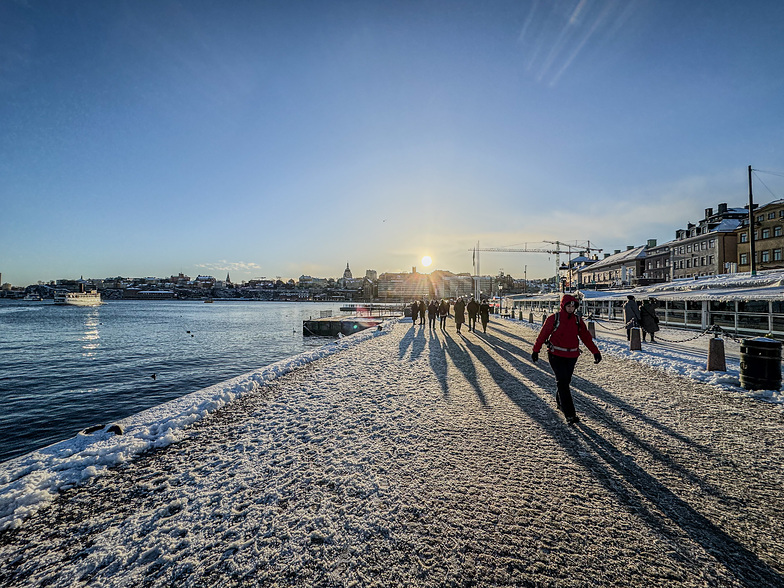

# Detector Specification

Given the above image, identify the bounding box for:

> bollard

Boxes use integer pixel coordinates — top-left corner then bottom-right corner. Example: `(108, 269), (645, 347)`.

(707, 337), (726, 371)
(629, 327), (642, 350)
(529, 312), (534, 323)
(740, 337), (782, 390)
(519, 310), (523, 321)
(587, 320), (596, 339)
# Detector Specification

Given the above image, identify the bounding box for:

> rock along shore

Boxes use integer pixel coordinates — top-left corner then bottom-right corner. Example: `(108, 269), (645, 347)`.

(1, 318), (783, 587)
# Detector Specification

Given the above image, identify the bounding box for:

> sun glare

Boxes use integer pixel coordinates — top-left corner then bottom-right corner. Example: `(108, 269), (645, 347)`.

(421, 256), (432, 267)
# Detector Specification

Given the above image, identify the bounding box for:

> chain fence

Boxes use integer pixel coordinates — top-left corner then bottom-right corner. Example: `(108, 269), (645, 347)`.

(588, 316), (739, 345)
(516, 311), (767, 347)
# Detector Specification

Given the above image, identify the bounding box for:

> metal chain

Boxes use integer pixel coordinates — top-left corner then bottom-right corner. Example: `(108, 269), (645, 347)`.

(590, 316), (715, 343)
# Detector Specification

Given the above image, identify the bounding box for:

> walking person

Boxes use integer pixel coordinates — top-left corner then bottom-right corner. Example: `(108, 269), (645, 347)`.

(428, 299), (438, 329)
(439, 299), (449, 330)
(418, 300), (427, 325)
(531, 294), (601, 426)
(454, 297), (466, 334)
(479, 299), (490, 333)
(639, 297), (660, 342)
(467, 297), (479, 332)
(623, 295), (642, 341)
(410, 301), (419, 326)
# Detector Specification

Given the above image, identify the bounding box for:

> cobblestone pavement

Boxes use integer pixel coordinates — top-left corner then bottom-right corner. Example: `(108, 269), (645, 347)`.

(1, 318), (783, 587)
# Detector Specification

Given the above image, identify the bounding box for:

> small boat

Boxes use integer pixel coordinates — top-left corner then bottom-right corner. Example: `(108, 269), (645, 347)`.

(204, 298), (214, 303)
(54, 289), (102, 307)
(22, 293), (43, 301)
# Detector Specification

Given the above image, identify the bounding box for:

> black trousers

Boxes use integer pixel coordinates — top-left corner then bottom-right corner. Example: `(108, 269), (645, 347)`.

(548, 353), (578, 418)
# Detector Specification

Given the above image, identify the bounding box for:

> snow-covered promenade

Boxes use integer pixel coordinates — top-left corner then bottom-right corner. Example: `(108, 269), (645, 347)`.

(1, 317), (783, 587)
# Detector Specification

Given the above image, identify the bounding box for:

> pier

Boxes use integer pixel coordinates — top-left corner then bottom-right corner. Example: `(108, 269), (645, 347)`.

(1, 317), (782, 586)
(303, 306), (403, 336)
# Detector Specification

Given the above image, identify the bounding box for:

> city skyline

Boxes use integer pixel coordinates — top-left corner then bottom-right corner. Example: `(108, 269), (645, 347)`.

(2, 1), (784, 287)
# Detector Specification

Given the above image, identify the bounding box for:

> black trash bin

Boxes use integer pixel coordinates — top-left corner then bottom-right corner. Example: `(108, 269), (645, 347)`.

(739, 338), (782, 391)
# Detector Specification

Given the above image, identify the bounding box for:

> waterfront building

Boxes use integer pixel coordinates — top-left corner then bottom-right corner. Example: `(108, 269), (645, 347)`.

(670, 203), (745, 279)
(578, 246), (647, 289)
(377, 269), (431, 302)
(642, 239), (673, 284)
(735, 199), (784, 272)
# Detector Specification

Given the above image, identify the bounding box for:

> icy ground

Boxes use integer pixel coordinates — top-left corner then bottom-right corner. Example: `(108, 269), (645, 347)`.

(1, 317), (783, 586)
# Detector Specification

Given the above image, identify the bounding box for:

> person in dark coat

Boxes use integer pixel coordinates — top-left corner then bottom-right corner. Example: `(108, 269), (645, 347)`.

(410, 301), (419, 326)
(428, 299), (438, 329)
(467, 297), (480, 332)
(479, 299), (490, 333)
(532, 294), (601, 425)
(639, 298), (660, 342)
(453, 297), (466, 334)
(623, 295), (642, 341)
(418, 300), (427, 325)
(439, 299), (449, 329)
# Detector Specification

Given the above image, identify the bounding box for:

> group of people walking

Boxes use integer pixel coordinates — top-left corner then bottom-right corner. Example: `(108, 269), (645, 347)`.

(410, 297), (491, 334)
(623, 295), (660, 342)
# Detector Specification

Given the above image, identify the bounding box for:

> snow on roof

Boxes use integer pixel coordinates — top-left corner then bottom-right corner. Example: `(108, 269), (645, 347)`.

(577, 269), (784, 301)
(584, 245), (646, 271)
(712, 218), (742, 232)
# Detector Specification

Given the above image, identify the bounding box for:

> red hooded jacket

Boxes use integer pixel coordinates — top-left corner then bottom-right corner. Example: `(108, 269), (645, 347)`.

(533, 294), (600, 359)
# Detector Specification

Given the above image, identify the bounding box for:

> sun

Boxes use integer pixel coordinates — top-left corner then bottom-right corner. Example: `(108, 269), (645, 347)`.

(421, 256), (432, 267)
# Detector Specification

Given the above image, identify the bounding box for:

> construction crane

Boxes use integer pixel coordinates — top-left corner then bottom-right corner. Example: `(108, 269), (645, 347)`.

(470, 241), (603, 293)
(472, 241), (602, 273)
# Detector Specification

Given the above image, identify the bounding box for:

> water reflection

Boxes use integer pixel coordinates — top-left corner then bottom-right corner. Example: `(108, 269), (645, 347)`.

(81, 309), (101, 358)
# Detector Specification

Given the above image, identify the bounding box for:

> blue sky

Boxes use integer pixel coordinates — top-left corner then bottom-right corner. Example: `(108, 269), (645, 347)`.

(2, 0), (783, 286)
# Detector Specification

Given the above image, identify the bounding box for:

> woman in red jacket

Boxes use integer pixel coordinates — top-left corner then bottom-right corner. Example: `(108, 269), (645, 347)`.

(531, 294), (601, 425)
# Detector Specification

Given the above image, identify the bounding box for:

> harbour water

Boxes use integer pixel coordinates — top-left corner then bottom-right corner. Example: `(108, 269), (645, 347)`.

(0, 300), (345, 463)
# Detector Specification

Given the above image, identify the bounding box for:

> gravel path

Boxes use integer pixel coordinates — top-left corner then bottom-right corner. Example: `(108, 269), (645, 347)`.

(1, 318), (783, 587)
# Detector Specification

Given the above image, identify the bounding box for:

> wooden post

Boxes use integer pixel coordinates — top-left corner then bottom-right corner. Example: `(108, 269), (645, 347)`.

(587, 320), (596, 339)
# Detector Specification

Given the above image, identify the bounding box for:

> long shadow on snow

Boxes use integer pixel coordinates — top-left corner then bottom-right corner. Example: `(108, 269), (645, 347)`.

(441, 329), (487, 406)
(489, 326), (707, 453)
(488, 325), (734, 501)
(576, 422), (783, 587)
(398, 323), (422, 359)
(428, 327), (449, 399)
(460, 337), (782, 588)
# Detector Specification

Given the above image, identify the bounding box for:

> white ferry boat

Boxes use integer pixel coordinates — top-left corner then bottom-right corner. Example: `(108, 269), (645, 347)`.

(53, 289), (102, 307)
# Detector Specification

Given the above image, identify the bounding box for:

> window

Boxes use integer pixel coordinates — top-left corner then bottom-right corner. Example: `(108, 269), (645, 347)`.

(780, 210), (784, 217)
(686, 244), (692, 252)
(708, 255), (714, 264)
(758, 214), (765, 222)
(775, 249), (783, 261)
(740, 253), (748, 265)
(776, 226), (782, 237)
(686, 259), (691, 268)
(701, 256), (706, 266)
(762, 250), (770, 262)
(740, 232), (748, 243)
(701, 241), (707, 250)
(769, 212), (777, 219)
(709, 239), (715, 247)
(762, 228), (771, 239)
